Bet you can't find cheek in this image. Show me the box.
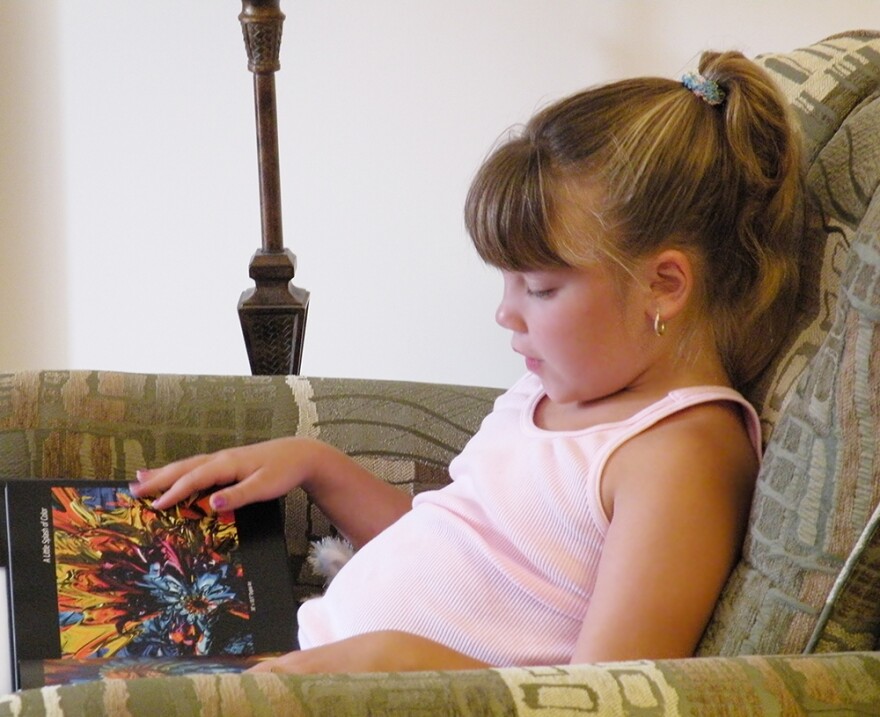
[569,307,634,358]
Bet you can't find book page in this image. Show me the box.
[0,568,10,695]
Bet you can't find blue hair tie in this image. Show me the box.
[682,71,726,106]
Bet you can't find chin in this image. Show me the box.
[541,384,584,406]
[542,380,612,407]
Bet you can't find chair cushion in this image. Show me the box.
[808,497,880,652]
[699,32,880,656]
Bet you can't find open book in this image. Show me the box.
[4,479,296,690]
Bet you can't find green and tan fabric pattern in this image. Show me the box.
[1,652,878,716]
[808,499,880,652]
[698,30,880,658]
[748,31,880,432]
[0,29,879,717]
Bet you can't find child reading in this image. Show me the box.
[133,49,805,673]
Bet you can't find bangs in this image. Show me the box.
[464,136,570,271]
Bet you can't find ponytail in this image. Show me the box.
[696,52,805,386]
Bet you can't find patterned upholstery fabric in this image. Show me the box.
[698,31,880,657]
[0,652,878,716]
[809,500,880,652]
[0,30,878,716]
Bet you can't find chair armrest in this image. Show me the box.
[0,371,499,478]
[1,651,877,714]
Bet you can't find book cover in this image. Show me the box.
[4,479,296,689]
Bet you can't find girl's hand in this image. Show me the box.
[248,632,488,675]
[131,437,325,512]
[132,438,413,547]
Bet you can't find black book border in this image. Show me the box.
[3,479,297,690]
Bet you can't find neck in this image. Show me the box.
[535,331,733,432]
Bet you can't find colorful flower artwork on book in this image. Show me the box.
[50,486,254,659]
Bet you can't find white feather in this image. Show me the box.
[308,536,355,583]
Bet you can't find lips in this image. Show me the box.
[512,343,542,373]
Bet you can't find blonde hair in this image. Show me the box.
[465,51,806,388]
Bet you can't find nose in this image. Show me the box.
[495,301,512,329]
[495,289,525,333]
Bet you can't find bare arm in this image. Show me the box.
[249,631,489,674]
[572,403,757,662]
[132,437,412,548]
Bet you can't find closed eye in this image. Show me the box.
[526,287,557,299]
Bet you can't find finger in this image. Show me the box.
[247,651,309,674]
[148,454,244,510]
[246,659,276,673]
[131,455,213,496]
[206,467,288,513]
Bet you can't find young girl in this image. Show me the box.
[134,49,805,673]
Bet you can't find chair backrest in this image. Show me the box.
[698,31,880,656]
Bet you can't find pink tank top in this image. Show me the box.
[297,373,762,665]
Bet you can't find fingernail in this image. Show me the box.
[210,493,227,511]
[136,469,149,482]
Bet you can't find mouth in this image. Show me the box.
[513,345,542,373]
[524,356,542,373]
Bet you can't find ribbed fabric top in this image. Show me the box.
[297,373,762,665]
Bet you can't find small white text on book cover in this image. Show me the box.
[39,507,51,564]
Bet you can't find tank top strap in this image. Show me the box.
[622,386,762,460]
[589,386,762,533]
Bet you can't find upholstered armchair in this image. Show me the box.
[0,30,878,716]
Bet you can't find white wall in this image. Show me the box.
[0,3,66,371]
[3,2,878,388]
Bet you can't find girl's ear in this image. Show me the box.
[642,249,694,320]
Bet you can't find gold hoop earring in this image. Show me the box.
[653,309,666,337]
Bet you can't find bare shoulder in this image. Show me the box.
[601,400,758,521]
[576,400,760,662]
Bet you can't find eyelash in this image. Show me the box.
[526,287,556,299]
